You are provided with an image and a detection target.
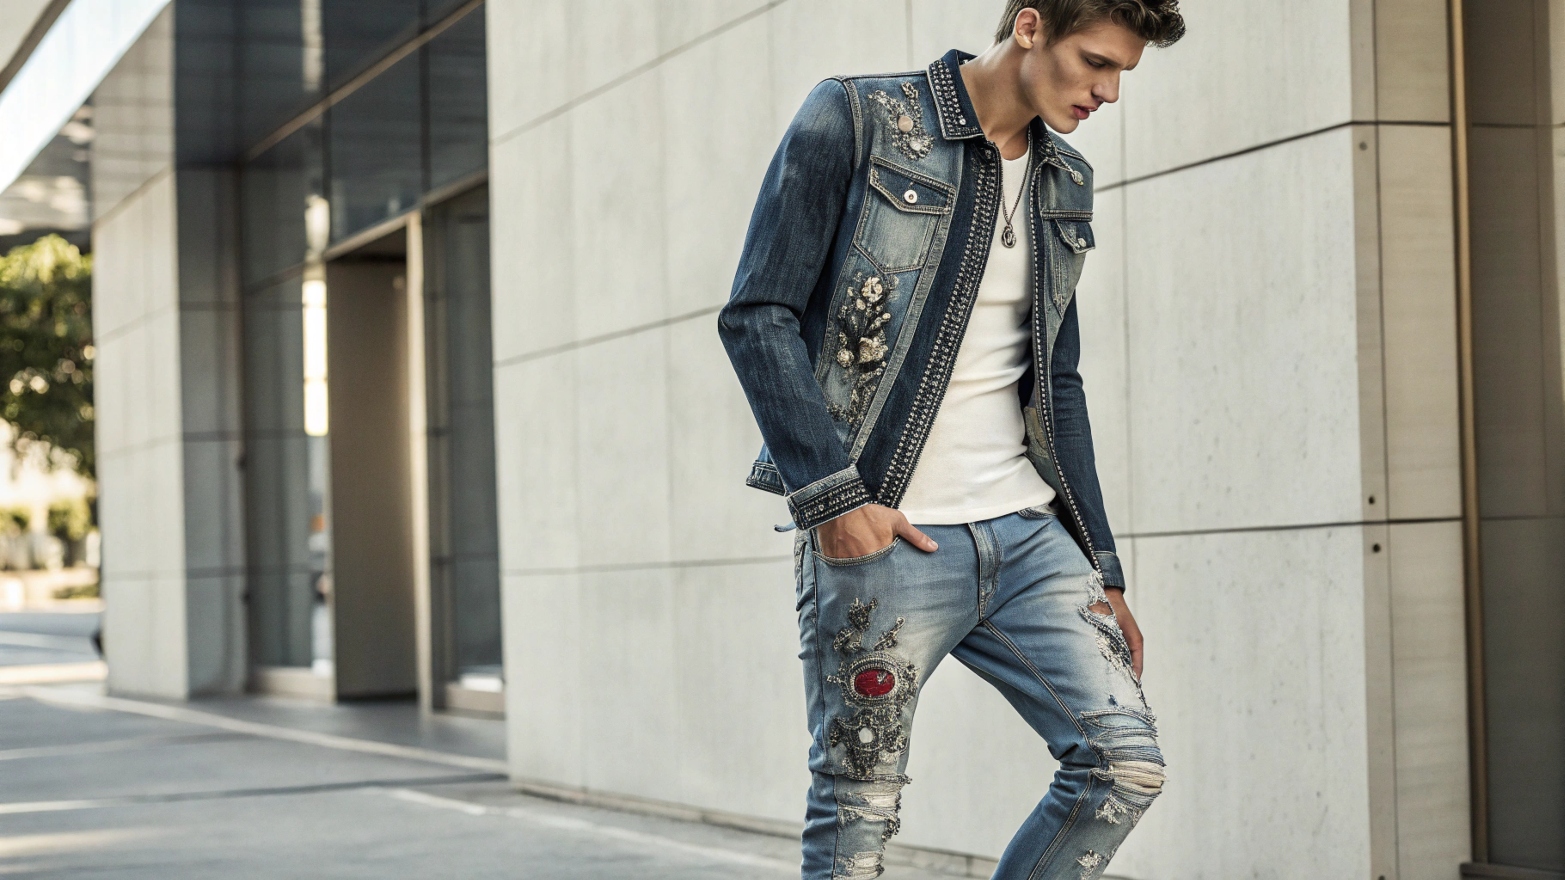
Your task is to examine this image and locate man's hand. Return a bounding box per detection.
[1104,587,1144,680]
[815,504,937,560]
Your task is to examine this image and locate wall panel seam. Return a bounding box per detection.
[1101,120,1451,194]
[493,305,720,369]
[489,0,790,147]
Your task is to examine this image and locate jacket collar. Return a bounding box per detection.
[928,49,1067,163]
[926,50,985,140]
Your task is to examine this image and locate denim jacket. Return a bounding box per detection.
[718,50,1125,589]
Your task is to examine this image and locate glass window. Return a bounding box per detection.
[426,5,488,190]
[322,0,420,88]
[424,186,501,686]
[237,0,325,150]
[243,276,330,670]
[241,119,324,285]
[327,51,421,242]
[422,0,473,27]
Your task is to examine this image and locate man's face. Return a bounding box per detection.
[1018,18,1145,134]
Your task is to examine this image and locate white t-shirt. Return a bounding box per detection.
[897,146,1056,525]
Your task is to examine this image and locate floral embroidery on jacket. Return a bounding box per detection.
[829,274,896,426]
[868,83,934,161]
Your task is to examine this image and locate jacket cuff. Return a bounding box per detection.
[745,459,786,496]
[786,466,872,531]
[1095,551,1126,590]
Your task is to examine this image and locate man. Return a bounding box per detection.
[718,2,1185,877]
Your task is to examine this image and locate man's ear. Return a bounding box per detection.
[1012,7,1043,50]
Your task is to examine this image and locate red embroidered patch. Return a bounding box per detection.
[854,668,896,698]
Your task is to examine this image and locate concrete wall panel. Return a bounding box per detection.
[1374,0,1452,122]
[1388,520,1471,879]
[665,318,792,562]
[578,568,681,800]
[671,561,807,823]
[1125,129,1363,533]
[659,11,775,318]
[1377,124,1462,521]
[572,330,673,567]
[489,119,576,364]
[1112,526,1375,879]
[1123,0,1354,179]
[1073,187,1132,536]
[502,573,585,788]
[493,354,581,573]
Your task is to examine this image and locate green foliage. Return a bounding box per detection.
[53,581,100,600]
[47,497,92,542]
[0,235,94,477]
[1,506,28,534]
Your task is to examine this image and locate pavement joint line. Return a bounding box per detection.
[382,788,797,874]
[0,772,506,816]
[0,732,248,762]
[18,687,509,774]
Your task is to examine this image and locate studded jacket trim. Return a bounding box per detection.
[787,465,873,529]
[876,140,1001,506]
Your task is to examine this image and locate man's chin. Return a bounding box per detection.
[1044,113,1082,134]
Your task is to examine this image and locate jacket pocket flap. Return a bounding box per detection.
[868,157,953,215]
[1052,218,1095,254]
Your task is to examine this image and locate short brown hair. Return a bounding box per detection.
[994,0,1186,48]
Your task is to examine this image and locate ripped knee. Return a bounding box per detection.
[1081,706,1165,826]
[835,776,906,839]
[835,848,887,879]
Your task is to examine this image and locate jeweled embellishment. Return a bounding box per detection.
[868,83,934,161]
[826,598,917,778]
[828,274,896,426]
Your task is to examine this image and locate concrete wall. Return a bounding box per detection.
[488,1,1472,876]
[94,6,246,699]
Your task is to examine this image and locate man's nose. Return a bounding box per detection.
[1098,74,1121,105]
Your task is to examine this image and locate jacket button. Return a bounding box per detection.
[1076,237,1088,248]
[897,114,914,133]
[903,189,919,204]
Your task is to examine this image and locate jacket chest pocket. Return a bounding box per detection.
[852,157,954,273]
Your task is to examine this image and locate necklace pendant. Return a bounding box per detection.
[1001,224,1017,248]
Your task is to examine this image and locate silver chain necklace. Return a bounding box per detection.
[998,142,1031,249]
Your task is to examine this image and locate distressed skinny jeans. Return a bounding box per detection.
[795,507,1164,879]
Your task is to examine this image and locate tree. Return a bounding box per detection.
[0,235,94,478]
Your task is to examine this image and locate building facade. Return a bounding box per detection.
[0,1,1559,877]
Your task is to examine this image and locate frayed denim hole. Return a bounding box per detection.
[1080,707,1164,826]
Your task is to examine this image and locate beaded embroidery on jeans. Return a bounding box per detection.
[826,598,917,779]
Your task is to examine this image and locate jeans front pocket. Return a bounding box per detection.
[814,536,902,567]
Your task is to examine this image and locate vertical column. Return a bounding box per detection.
[1466,0,1565,872]
[93,5,246,699]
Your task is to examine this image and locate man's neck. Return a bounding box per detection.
[958,45,1036,161]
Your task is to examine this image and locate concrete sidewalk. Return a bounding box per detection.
[0,683,963,879]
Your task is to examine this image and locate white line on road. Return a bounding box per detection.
[382,788,796,874]
[18,686,508,774]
